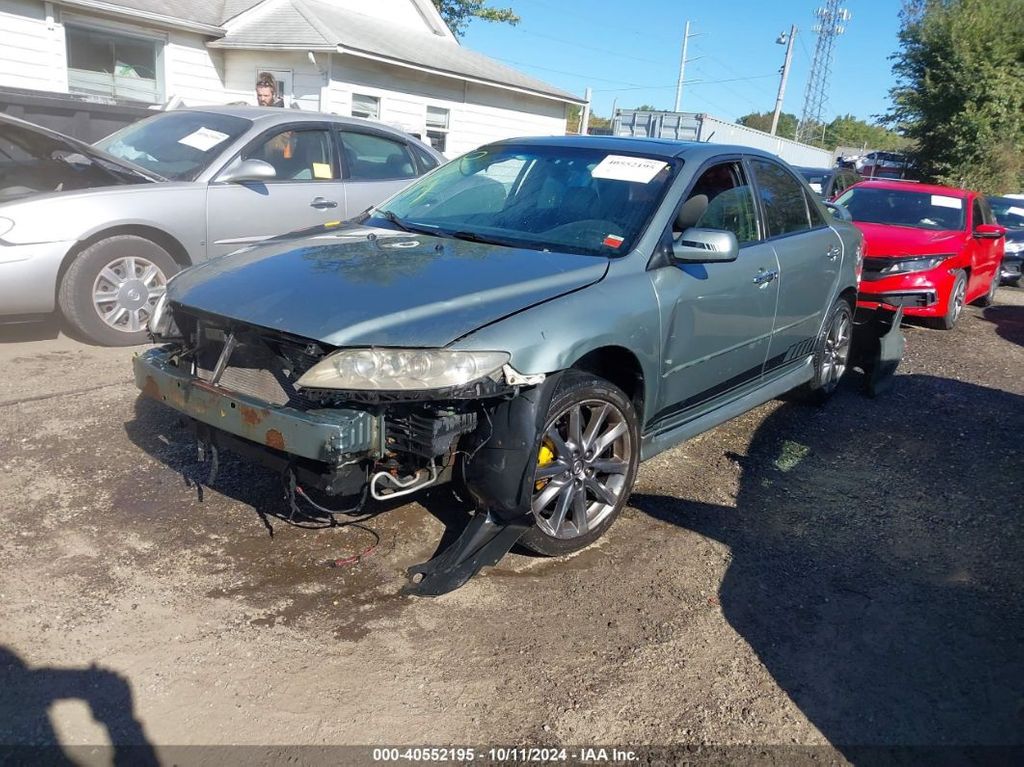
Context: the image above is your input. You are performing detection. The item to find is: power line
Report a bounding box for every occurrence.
[512,28,674,67]
[592,73,778,94]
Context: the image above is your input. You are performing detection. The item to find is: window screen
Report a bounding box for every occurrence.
[66,25,162,103]
[351,94,380,120]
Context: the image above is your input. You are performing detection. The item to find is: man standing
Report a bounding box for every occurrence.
[255,72,284,107]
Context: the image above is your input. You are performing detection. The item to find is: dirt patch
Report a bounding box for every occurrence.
[1,288,1022,754]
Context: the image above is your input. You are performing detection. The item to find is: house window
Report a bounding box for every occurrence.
[426,106,449,153]
[351,94,380,120]
[66,25,163,103]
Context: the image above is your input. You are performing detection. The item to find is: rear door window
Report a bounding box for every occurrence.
[750,159,812,237]
[339,131,417,181]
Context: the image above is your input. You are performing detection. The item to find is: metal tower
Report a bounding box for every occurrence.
[796,1,851,144]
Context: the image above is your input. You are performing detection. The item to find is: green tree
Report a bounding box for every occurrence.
[825,114,910,152]
[737,111,799,139]
[432,0,519,37]
[887,0,1024,193]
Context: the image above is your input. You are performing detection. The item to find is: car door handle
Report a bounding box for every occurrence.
[826,245,841,261]
[753,268,779,286]
[310,197,338,209]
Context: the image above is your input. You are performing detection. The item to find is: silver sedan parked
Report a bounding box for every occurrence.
[0,107,443,345]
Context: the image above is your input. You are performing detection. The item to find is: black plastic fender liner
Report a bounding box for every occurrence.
[851,304,905,397]
[402,373,564,596]
[461,371,565,522]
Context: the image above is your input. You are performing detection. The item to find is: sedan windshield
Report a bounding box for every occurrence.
[96,111,251,181]
[367,144,679,257]
[835,186,966,231]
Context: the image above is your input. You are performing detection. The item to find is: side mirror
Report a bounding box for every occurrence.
[973,223,1005,240]
[218,159,277,183]
[823,201,853,221]
[672,228,739,263]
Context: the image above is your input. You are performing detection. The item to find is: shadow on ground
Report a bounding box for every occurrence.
[633,373,1024,750]
[0,646,158,765]
[982,305,1024,347]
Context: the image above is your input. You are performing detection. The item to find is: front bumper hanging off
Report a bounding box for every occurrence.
[850,304,905,397]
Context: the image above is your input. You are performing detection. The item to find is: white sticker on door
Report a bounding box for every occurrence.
[178,127,230,152]
[930,195,963,209]
[592,155,668,183]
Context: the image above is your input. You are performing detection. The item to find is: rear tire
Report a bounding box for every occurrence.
[974,271,999,307]
[519,371,640,557]
[933,269,967,330]
[58,235,179,346]
[802,297,853,403]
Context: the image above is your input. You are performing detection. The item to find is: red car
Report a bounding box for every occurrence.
[834,180,1005,328]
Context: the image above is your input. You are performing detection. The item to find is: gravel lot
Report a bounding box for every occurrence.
[1,288,1022,761]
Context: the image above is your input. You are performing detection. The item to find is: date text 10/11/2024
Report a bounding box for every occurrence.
[371,747,640,762]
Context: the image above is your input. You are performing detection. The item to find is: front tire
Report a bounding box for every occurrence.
[58,235,179,346]
[519,371,640,557]
[933,269,967,330]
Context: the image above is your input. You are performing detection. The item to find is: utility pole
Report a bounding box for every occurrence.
[674,21,700,112]
[770,25,797,136]
[580,87,592,135]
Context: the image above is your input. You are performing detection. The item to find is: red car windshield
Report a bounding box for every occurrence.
[836,186,966,231]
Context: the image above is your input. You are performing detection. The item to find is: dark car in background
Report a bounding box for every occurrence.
[988,195,1024,286]
[797,166,862,200]
[856,151,911,180]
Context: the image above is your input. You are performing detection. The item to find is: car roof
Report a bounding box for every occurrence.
[486,134,791,162]
[173,105,438,151]
[853,178,971,197]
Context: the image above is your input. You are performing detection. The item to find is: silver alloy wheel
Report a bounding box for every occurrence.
[821,309,852,387]
[532,399,633,540]
[91,256,167,333]
[951,278,966,323]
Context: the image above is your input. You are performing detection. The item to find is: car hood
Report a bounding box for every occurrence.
[167,226,610,347]
[853,222,965,257]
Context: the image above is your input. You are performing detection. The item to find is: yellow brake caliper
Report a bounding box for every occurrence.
[535,438,556,491]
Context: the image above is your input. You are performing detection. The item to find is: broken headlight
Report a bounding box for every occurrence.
[148,292,180,340]
[296,349,510,391]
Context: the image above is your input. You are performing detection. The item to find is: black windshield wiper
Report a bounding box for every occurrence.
[375,209,439,237]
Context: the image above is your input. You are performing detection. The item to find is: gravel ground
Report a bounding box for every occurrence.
[1,288,1022,763]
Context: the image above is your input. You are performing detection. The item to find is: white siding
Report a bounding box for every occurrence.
[164,30,226,105]
[0,0,66,93]
[328,56,568,156]
[222,49,327,109]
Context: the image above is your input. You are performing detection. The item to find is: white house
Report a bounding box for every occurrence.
[0,0,584,154]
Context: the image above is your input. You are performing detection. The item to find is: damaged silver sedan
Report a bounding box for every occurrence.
[135,136,865,594]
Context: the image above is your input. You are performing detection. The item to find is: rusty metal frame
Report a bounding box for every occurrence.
[134,347,378,463]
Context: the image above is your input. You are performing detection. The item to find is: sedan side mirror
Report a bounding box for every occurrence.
[218,159,277,183]
[973,223,1005,240]
[672,228,739,263]
[823,201,853,221]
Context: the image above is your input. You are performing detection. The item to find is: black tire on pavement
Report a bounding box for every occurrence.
[519,370,640,557]
[974,270,999,308]
[57,235,179,346]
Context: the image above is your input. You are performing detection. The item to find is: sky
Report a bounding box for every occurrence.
[461,0,904,126]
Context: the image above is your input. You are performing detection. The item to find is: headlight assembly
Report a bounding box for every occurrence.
[296,349,510,391]
[877,254,953,275]
[1004,239,1024,254]
[148,292,180,339]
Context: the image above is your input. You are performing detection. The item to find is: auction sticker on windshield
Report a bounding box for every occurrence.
[931,195,963,209]
[178,127,230,152]
[592,155,668,183]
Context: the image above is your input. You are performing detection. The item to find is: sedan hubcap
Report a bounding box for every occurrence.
[532,399,632,540]
[92,256,167,333]
[821,311,851,387]
[952,281,966,321]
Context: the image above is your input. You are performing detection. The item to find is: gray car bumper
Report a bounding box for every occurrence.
[0,240,72,316]
[133,347,379,464]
